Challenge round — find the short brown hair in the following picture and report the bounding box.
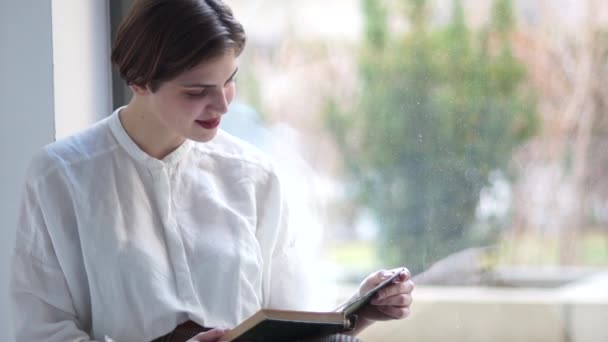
[112,0,246,91]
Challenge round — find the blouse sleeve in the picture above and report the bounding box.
[11,169,97,341]
[256,169,315,311]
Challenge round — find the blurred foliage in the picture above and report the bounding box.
[499,233,608,266]
[325,0,538,274]
[327,241,380,280]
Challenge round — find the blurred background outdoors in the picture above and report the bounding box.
[222,0,608,279]
[222,0,608,340]
[1,0,607,341]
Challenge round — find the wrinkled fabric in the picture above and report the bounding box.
[11,108,309,342]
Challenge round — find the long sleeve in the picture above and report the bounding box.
[257,170,314,311]
[11,176,96,342]
[10,112,305,341]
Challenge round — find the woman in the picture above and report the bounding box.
[10,0,414,341]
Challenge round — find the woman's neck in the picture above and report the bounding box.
[118,100,186,160]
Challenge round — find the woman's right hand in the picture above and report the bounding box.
[186,328,231,342]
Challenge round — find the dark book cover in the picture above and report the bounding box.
[225,268,405,341]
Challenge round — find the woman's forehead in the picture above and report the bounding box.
[176,53,239,82]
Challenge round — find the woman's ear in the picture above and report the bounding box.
[129,83,151,95]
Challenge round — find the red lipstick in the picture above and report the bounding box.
[196,118,221,129]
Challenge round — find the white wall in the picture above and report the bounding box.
[52,0,112,139]
[0,2,56,340]
[0,1,111,341]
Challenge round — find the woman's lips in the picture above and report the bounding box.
[196,118,221,129]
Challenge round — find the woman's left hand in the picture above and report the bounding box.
[186,328,230,342]
[356,267,414,322]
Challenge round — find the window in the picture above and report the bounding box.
[110,1,608,340]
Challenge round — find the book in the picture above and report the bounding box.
[223,268,406,342]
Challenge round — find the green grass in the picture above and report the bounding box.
[579,233,608,265]
[496,232,608,266]
[326,233,608,274]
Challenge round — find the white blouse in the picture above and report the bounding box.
[11,108,310,341]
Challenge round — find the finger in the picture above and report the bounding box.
[373,280,415,302]
[372,268,410,286]
[381,267,410,278]
[371,293,413,307]
[377,305,411,320]
[359,269,389,291]
[375,267,410,283]
[188,328,229,342]
[373,269,391,282]
[392,267,411,282]
[361,268,412,296]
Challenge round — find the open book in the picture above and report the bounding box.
[223,268,406,342]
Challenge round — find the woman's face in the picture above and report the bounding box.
[143,52,239,143]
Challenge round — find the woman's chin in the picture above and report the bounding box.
[189,128,219,143]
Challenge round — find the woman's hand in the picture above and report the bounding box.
[356,268,414,325]
[186,328,230,342]
[342,267,414,336]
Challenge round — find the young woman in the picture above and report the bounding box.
[10,1,414,341]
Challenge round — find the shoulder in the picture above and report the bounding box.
[26,117,117,184]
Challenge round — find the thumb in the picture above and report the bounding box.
[372,267,410,284]
[188,328,230,342]
[362,269,391,289]
[376,269,397,282]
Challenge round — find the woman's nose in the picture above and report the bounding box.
[211,89,230,114]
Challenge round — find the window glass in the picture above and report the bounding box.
[111,0,608,340]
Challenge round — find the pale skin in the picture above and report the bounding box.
[120,51,414,342]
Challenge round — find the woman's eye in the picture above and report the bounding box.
[185,90,207,98]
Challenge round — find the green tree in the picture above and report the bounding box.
[326,0,537,273]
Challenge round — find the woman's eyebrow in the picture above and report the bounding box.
[181,68,239,88]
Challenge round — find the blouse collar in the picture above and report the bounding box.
[108,106,193,169]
